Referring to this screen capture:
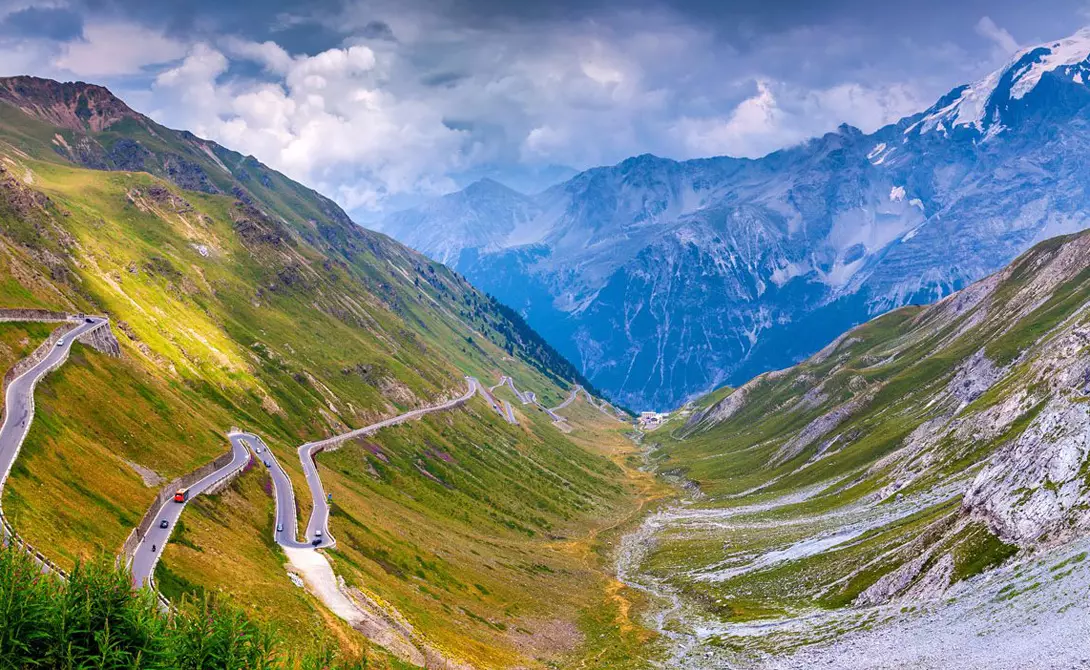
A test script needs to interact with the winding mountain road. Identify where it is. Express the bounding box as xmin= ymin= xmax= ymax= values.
xmin=129 ymin=435 xmax=251 ymax=587
xmin=497 ymin=375 xmax=533 ymax=405
xmin=236 ymin=377 xmax=482 ymax=551
xmin=0 ymin=318 xmax=106 ymax=506
xmin=0 ymin=317 xmax=616 ymax=628
xmin=550 ymin=385 xmax=582 ymax=412
xmin=233 ymin=431 xmax=312 ymax=549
